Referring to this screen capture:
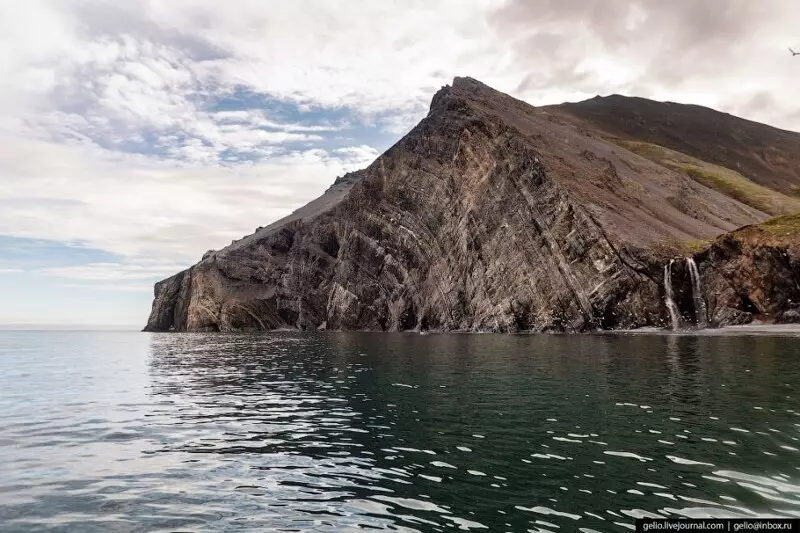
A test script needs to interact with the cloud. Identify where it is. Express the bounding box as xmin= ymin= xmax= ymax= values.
xmin=1 ymin=1 xmax=504 ymax=148
xmin=211 ymin=110 xmax=346 ymax=133
xmin=5 ymin=1 xmax=800 ymax=130
xmin=5 ymin=0 xmax=798 ymax=166
xmin=57 ymin=283 xmax=157 ymax=293
xmin=38 ymin=262 xmax=185 ymax=282
xmin=0 ymin=137 xmax=379 ymax=264
xmin=36 ymin=262 xmax=180 ymax=293
xmin=489 ymin=0 xmax=800 ymax=130
xmin=6 ymin=34 xmax=332 ymax=164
